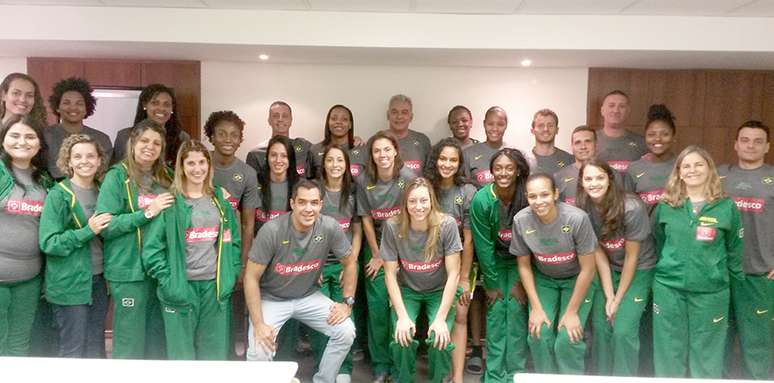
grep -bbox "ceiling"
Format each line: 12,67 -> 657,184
1,0 -> 773,16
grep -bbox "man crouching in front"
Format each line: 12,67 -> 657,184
244,179 -> 357,383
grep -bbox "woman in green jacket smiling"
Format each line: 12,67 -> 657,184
39,134 -> 110,358
142,140 -> 240,360
652,145 -> 744,378
95,119 -> 174,359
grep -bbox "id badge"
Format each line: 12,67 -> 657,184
696,226 -> 717,242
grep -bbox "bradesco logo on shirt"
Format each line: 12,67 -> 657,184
535,251 -> 577,265
400,258 -> 443,273
185,225 -> 219,243
138,194 -> 158,209
371,206 -> 400,221
639,189 -> 665,205
5,199 -> 43,216
608,160 -> 631,172
350,164 -> 362,177
227,197 -> 239,210
475,169 -> 493,185
732,196 -> 765,213
498,229 -> 512,241
600,237 -> 625,250
274,258 -> 322,276
255,208 -> 285,222
404,160 -> 422,172
338,218 -> 351,231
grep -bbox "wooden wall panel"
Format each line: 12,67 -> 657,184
27,58 -> 200,139
27,58 -> 85,125
588,68 -> 773,167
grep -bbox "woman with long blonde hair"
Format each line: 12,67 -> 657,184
381,177 -> 462,383
652,145 -> 743,378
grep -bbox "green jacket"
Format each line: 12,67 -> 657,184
470,183 -> 515,290
653,197 -> 744,293
0,161 -> 53,200
39,179 -> 98,305
141,187 -> 241,308
95,163 -> 166,282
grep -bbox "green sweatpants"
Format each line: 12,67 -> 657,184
365,246 -> 392,376
591,268 -> 655,376
389,286 -> 457,383
528,270 -> 594,375
0,275 -> 41,356
484,262 -> 528,383
161,280 -> 232,360
730,274 -> 773,379
110,278 -> 165,359
652,281 -> 729,378
311,262 -> 354,374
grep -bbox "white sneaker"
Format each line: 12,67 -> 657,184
335,374 -> 351,383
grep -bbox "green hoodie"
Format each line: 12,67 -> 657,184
141,187 -> 241,308
95,163 -> 167,282
39,179 -> 98,305
470,183 -> 516,289
652,197 -> 744,293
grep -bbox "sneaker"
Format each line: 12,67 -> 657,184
336,374 -> 352,383
372,373 -> 390,383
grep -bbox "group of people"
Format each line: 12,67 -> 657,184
0,71 -> 771,383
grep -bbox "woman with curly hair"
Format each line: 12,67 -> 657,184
44,77 -> 113,180
39,134 -> 110,358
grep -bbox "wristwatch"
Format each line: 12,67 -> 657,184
343,296 -> 355,306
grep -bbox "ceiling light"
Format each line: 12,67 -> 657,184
521,59 -> 532,67
259,54 -> 270,61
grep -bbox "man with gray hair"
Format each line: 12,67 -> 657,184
385,94 -> 431,176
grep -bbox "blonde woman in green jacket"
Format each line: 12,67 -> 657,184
95,119 -> 175,359
39,134 -> 110,358
142,140 -> 241,360
652,145 -> 744,378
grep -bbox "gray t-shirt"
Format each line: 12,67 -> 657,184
627,157 -> 675,211
308,142 -> 368,180
463,142 -> 499,189
184,196 -> 221,281
245,137 -> 313,179
380,215 -> 462,292
0,167 -> 46,282
356,167 -> 416,245
718,164 -> 774,274
45,124 -> 113,180
509,202 -> 598,279
213,157 -> 259,211
587,195 -> 656,272
395,130 -> 432,177
321,188 -> 358,264
437,183 -> 477,230
532,148 -> 575,177
70,182 -> 104,275
554,164 -> 633,205
255,180 -> 289,234
249,213 -> 351,300
596,129 -> 648,172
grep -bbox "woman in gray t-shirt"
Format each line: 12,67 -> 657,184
381,177 -> 462,383
576,160 -> 656,376
511,173 -> 598,375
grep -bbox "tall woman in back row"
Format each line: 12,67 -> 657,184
510,173 -> 597,375
651,145 -> 743,378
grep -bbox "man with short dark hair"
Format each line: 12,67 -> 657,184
718,120 -> 773,380
596,90 -> 647,172
527,108 -> 574,175
244,180 -> 357,383
246,101 -> 313,178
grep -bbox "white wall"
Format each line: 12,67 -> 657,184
202,61 -> 588,160
0,57 -> 26,78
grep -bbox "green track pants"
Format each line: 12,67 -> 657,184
591,268 -> 654,376
109,278 -> 165,359
365,246 -> 392,376
0,275 -> 40,356
483,262 -> 528,383
729,274 -> 773,379
528,270 -> 594,375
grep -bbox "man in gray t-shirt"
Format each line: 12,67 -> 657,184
380,215 -> 462,292
384,94 -> 432,176
244,181 -> 357,383
596,91 -> 647,172
527,109 -> 575,176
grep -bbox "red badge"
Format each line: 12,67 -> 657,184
696,226 -> 717,242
